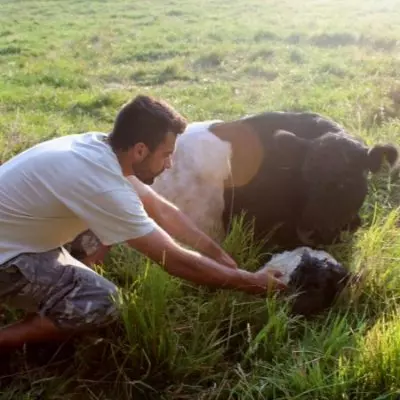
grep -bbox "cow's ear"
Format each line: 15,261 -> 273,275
367,144 -> 398,173
272,130 -> 310,153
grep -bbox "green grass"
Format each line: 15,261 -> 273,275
1,0 -> 400,398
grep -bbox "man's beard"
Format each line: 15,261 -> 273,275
133,161 -> 164,185
136,173 -> 156,185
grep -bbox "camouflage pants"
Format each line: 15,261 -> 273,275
0,237 -> 118,331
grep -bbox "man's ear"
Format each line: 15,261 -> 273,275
130,142 -> 150,162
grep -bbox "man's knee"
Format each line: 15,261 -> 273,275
46,274 -> 120,331
0,249 -> 120,332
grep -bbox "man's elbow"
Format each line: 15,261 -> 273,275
156,203 -> 182,233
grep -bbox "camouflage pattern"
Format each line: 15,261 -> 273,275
0,246 -> 118,330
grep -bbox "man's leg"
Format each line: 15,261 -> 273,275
0,314 -> 73,350
0,248 -> 119,351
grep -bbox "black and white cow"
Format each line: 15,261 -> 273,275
151,111 -> 398,249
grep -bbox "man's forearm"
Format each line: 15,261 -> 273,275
127,223 -> 286,294
162,246 -> 265,294
158,202 -> 224,259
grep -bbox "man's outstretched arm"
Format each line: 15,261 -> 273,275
127,175 -> 237,269
126,224 -> 287,295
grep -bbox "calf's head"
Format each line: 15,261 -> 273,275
273,130 -> 398,245
288,251 -> 350,317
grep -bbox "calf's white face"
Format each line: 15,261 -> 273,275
262,247 -> 338,285
264,247 -> 350,318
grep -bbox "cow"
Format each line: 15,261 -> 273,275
150,111 -> 398,250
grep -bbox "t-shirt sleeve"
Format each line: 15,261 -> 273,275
65,188 -> 157,246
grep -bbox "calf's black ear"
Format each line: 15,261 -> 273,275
367,144 -> 398,173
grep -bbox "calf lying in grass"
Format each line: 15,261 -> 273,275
262,247 -> 351,317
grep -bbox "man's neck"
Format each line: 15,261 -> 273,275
104,137 -> 132,177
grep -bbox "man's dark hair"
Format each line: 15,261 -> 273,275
108,94 -> 187,152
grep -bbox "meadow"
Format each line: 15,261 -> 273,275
1,0 -> 400,398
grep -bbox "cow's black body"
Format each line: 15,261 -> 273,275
222,111 -> 398,249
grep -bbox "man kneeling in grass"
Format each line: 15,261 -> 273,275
0,94 -> 287,351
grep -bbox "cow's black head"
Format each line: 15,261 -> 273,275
272,130 -> 398,245
288,251 -> 350,317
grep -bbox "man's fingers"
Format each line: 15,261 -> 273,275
268,269 -> 284,278
273,277 -> 288,291
265,269 -> 288,291
226,258 -> 238,269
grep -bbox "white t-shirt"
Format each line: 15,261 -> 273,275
0,132 -> 157,265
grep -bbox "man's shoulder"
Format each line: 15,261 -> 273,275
49,131 -> 108,149
35,132 -> 114,171
3,131 -> 119,187
11,132 -> 109,162
47,132 -> 113,164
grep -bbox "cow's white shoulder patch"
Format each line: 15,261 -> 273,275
151,120 -> 232,241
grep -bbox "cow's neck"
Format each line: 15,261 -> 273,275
210,120 -> 264,188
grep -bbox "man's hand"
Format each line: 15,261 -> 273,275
254,267 -> 288,293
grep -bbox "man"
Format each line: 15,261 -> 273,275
0,94 -> 286,351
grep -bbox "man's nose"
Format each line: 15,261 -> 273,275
165,156 -> 173,169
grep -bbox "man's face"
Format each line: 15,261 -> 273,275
132,132 -> 177,184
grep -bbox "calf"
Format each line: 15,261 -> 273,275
151,111 -> 398,249
262,246 -> 351,317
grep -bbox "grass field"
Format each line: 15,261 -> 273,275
1,0 -> 400,398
